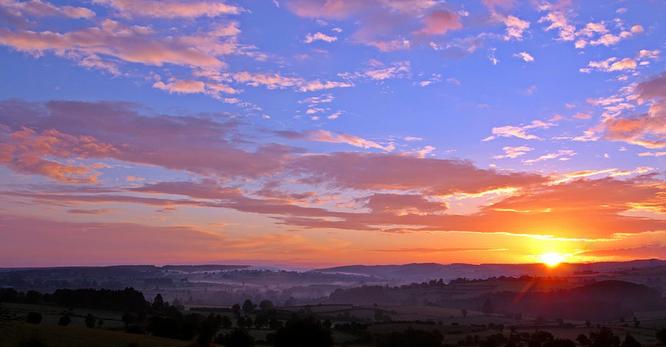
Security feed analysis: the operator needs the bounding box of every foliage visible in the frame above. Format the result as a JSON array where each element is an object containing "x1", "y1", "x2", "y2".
[
  {"x1": 273, "y1": 315, "x2": 334, "y2": 347},
  {"x1": 26, "y1": 312, "x2": 42, "y2": 325},
  {"x1": 375, "y1": 328, "x2": 443, "y2": 347},
  {"x1": 215, "y1": 328, "x2": 255, "y2": 347}
]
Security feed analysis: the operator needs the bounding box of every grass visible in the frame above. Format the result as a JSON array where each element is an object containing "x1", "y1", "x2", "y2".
[{"x1": 0, "y1": 323, "x2": 199, "y2": 347}]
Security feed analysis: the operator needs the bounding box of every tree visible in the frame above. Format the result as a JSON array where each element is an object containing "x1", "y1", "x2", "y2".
[
  {"x1": 85, "y1": 313, "x2": 96, "y2": 328},
  {"x1": 657, "y1": 328, "x2": 666, "y2": 346},
  {"x1": 577, "y1": 334, "x2": 591, "y2": 346},
  {"x1": 544, "y1": 339, "x2": 576, "y2": 347},
  {"x1": 254, "y1": 313, "x2": 268, "y2": 329},
  {"x1": 590, "y1": 328, "x2": 620, "y2": 347},
  {"x1": 461, "y1": 309, "x2": 468, "y2": 318},
  {"x1": 376, "y1": 328, "x2": 443, "y2": 347},
  {"x1": 232, "y1": 303, "x2": 241, "y2": 317},
  {"x1": 221, "y1": 315, "x2": 233, "y2": 329},
  {"x1": 152, "y1": 294, "x2": 165, "y2": 311},
  {"x1": 26, "y1": 312, "x2": 42, "y2": 324},
  {"x1": 242, "y1": 299, "x2": 256, "y2": 314},
  {"x1": 259, "y1": 299, "x2": 274, "y2": 312},
  {"x1": 621, "y1": 333, "x2": 641, "y2": 347},
  {"x1": 57, "y1": 314, "x2": 71, "y2": 326},
  {"x1": 273, "y1": 316, "x2": 333, "y2": 347},
  {"x1": 197, "y1": 314, "x2": 221, "y2": 347},
  {"x1": 216, "y1": 328, "x2": 255, "y2": 347}
]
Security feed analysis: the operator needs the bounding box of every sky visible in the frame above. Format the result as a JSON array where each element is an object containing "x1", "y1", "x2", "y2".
[{"x1": 0, "y1": 0, "x2": 665, "y2": 268}]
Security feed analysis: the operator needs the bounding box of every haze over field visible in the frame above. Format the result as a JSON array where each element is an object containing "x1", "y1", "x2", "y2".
[{"x1": 0, "y1": 0, "x2": 665, "y2": 269}]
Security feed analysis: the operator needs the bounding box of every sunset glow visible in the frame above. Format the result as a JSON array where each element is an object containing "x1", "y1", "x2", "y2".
[
  {"x1": 540, "y1": 252, "x2": 566, "y2": 268},
  {"x1": 0, "y1": 0, "x2": 665, "y2": 267}
]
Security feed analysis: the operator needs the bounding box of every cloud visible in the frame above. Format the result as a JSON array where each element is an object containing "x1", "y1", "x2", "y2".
[
  {"x1": 580, "y1": 57, "x2": 637, "y2": 73},
  {"x1": 277, "y1": 130, "x2": 395, "y2": 152},
  {"x1": 538, "y1": 5, "x2": 575, "y2": 41},
  {"x1": 602, "y1": 72, "x2": 666, "y2": 149},
  {"x1": 0, "y1": 100, "x2": 296, "y2": 180},
  {"x1": 364, "y1": 193, "x2": 445, "y2": 216},
  {"x1": 523, "y1": 149, "x2": 576, "y2": 164},
  {"x1": 0, "y1": 126, "x2": 116, "y2": 183},
  {"x1": 340, "y1": 61, "x2": 411, "y2": 81},
  {"x1": 92, "y1": 0, "x2": 242, "y2": 18},
  {"x1": 513, "y1": 51, "x2": 534, "y2": 63},
  {"x1": 575, "y1": 23, "x2": 644, "y2": 49},
  {"x1": 230, "y1": 71, "x2": 353, "y2": 92},
  {"x1": 0, "y1": 213, "x2": 229, "y2": 266},
  {"x1": 502, "y1": 15, "x2": 530, "y2": 41},
  {"x1": 638, "y1": 151, "x2": 666, "y2": 157},
  {"x1": 152, "y1": 77, "x2": 238, "y2": 98},
  {"x1": 276, "y1": 175, "x2": 666, "y2": 238},
  {"x1": 0, "y1": 19, "x2": 236, "y2": 69},
  {"x1": 286, "y1": 0, "x2": 460, "y2": 51},
  {"x1": 415, "y1": 10, "x2": 462, "y2": 36},
  {"x1": 289, "y1": 152, "x2": 545, "y2": 195},
  {"x1": 494, "y1": 146, "x2": 533, "y2": 159},
  {"x1": 304, "y1": 31, "x2": 338, "y2": 43},
  {"x1": 0, "y1": 0, "x2": 95, "y2": 19},
  {"x1": 483, "y1": 119, "x2": 555, "y2": 141}
]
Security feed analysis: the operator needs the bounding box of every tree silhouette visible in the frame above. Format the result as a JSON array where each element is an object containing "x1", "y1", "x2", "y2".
[
  {"x1": 57, "y1": 314, "x2": 71, "y2": 326},
  {"x1": 216, "y1": 328, "x2": 255, "y2": 347},
  {"x1": 590, "y1": 328, "x2": 620, "y2": 347},
  {"x1": 577, "y1": 334, "x2": 591, "y2": 346},
  {"x1": 231, "y1": 303, "x2": 241, "y2": 317},
  {"x1": 259, "y1": 299, "x2": 274, "y2": 312},
  {"x1": 85, "y1": 313, "x2": 96, "y2": 328},
  {"x1": 376, "y1": 328, "x2": 444, "y2": 347},
  {"x1": 242, "y1": 299, "x2": 256, "y2": 314},
  {"x1": 273, "y1": 315, "x2": 334, "y2": 347},
  {"x1": 621, "y1": 333, "x2": 641, "y2": 347},
  {"x1": 221, "y1": 315, "x2": 233, "y2": 329},
  {"x1": 657, "y1": 328, "x2": 666, "y2": 346},
  {"x1": 152, "y1": 294, "x2": 165, "y2": 311},
  {"x1": 26, "y1": 312, "x2": 42, "y2": 324}
]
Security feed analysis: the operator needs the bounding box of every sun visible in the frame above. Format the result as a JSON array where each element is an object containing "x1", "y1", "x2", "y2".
[{"x1": 540, "y1": 252, "x2": 566, "y2": 268}]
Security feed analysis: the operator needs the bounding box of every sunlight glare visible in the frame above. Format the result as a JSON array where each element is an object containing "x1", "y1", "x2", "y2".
[{"x1": 540, "y1": 252, "x2": 565, "y2": 268}]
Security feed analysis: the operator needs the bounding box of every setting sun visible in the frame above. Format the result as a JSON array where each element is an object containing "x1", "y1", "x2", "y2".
[{"x1": 540, "y1": 252, "x2": 566, "y2": 268}]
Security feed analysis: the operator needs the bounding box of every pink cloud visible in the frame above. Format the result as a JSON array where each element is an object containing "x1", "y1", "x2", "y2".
[
  {"x1": 92, "y1": 0, "x2": 241, "y2": 18},
  {"x1": 286, "y1": 0, "x2": 460, "y2": 51},
  {"x1": 278, "y1": 130, "x2": 395, "y2": 151},
  {"x1": 0, "y1": 0, "x2": 95, "y2": 19},
  {"x1": 0, "y1": 126, "x2": 116, "y2": 183},
  {"x1": 0, "y1": 100, "x2": 295, "y2": 180},
  {"x1": 415, "y1": 10, "x2": 462, "y2": 35},
  {"x1": 0, "y1": 19, "x2": 241, "y2": 72},
  {"x1": 289, "y1": 152, "x2": 545, "y2": 194},
  {"x1": 603, "y1": 72, "x2": 666, "y2": 149}
]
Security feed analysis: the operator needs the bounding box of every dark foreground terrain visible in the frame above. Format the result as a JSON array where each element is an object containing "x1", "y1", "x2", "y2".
[{"x1": 1, "y1": 260, "x2": 665, "y2": 346}]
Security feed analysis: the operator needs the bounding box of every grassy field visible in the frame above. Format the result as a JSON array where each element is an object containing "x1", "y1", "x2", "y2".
[{"x1": 0, "y1": 322, "x2": 203, "y2": 347}]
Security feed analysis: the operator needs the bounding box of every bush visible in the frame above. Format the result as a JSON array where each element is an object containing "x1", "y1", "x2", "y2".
[
  {"x1": 376, "y1": 328, "x2": 444, "y2": 347},
  {"x1": 57, "y1": 314, "x2": 71, "y2": 326},
  {"x1": 657, "y1": 328, "x2": 666, "y2": 346},
  {"x1": 273, "y1": 316, "x2": 333, "y2": 347},
  {"x1": 26, "y1": 312, "x2": 42, "y2": 325},
  {"x1": 216, "y1": 328, "x2": 255, "y2": 347}
]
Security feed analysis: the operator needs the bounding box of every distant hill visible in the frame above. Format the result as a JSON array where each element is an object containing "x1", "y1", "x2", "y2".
[
  {"x1": 486, "y1": 279, "x2": 665, "y2": 320},
  {"x1": 314, "y1": 259, "x2": 666, "y2": 283}
]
